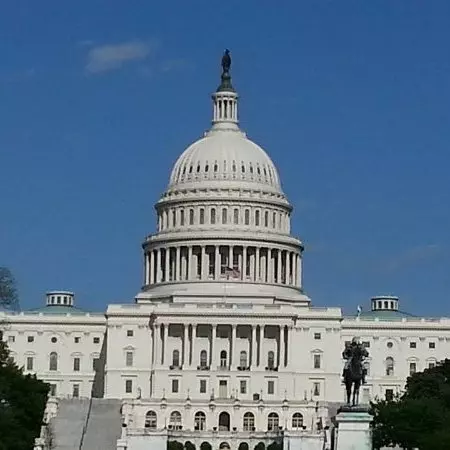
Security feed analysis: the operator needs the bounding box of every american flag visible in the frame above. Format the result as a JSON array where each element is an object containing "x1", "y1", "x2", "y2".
[{"x1": 224, "y1": 266, "x2": 241, "y2": 279}]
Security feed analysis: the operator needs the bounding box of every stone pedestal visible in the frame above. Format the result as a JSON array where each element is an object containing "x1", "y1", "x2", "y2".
[{"x1": 334, "y1": 406, "x2": 373, "y2": 450}]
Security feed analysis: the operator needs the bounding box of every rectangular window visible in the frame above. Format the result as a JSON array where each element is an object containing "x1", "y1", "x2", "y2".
[
  {"x1": 409, "y1": 362, "x2": 417, "y2": 375},
  {"x1": 8, "y1": 336, "x2": 15, "y2": 343},
  {"x1": 233, "y1": 208, "x2": 239, "y2": 224},
  {"x1": 222, "y1": 208, "x2": 227, "y2": 224},
  {"x1": 255, "y1": 210, "x2": 260, "y2": 226},
  {"x1": 125, "y1": 379, "x2": 133, "y2": 394},
  {"x1": 74, "y1": 337, "x2": 80, "y2": 343},
  {"x1": 385, "y1": 389, "x2": 394, "y2": 401},
  {"x1": 72, "y1": 384, "x2": 80, "y2": 398},
  {"x1": 313, "y1": 354, "x2": 321, "y2": 369},
  {"x1": 126, "y1": 351, "x2": 133, "y2": 367},
  {"x1": 200, "y1": 379, "x2": 207, "y2": 393},
  {"x1": 50, "y1": 384, "x2": 57, "y2": 397},
  {"x1": 244, "y1": 209, "x2": 250, "y2": 225},
  {"x1": 313, "y1": 382, "x2": 320, "y2": 396},
  {"x1": 314, "y1": 333, "x2": 321, "y2": 340},
  {"x1": 210, "y1": 208, "x2": 216, "y2": 224},
  {"x1": 189, "y1": 209, "x2": 194, "y2": 225},
  {"x1": 27, "y1": 336, "x2": 34, "y2": 343},
  {"x1": 410, "y1": 342, "x2": 416, "y2": 348},
  {"x1": 362, "y1": 341, "x2": 370, "y2": 348},
  {"x1": 180, "y1": 209, "x2": 185, "y2": 226},
  {"x1": 429, "y1": 342, "x2": 436, "y2": 349},
  {"x1": 240, "y1": 380, "x2": 247, "y2": 394},
  {"x1": 26, "y1": 356, "x2": 34, "y2": 371},
  {"x1": 172, "y1": 379, "x2": 179, "y2": 393},
  {"x1": 267, "y1": 380, "x2": 274, "y2": 395},
  {"x1": 93, "y1": 337, "x2": 100, "y2": 344},
  {"x1": 127, "y1": 330, "x2": 134, "y2": 337},
  {"x1": 73, "y1": 357, "x2": 80, "y2": 372},
  {"x1": 219, "y1": 380, "x2": 227, "y2": 398}
]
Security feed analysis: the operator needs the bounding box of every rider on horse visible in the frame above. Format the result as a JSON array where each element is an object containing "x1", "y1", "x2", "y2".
[{"x1": 342, "y1": 337, "x2": 368, "y2": 384}]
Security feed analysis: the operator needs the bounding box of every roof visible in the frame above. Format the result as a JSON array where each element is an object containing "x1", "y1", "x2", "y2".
[
  {"x1": 24, "y1": 305, "x2": 100, "y2": 316},
  {"x1": 349, "y1": 309, "x2": 418, "y2": 321}
]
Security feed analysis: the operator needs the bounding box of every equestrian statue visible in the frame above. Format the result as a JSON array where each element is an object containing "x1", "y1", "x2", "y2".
[{"x1": 342, "y1": 337, "x2": 369, "y2": 406}]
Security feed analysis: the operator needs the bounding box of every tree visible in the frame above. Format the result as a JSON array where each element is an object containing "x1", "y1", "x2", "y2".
[
  {"x1": 0, "y1": 267, "x2": 19, "y2": 310},
  {"x1": 0, "y1": 340, "x2": 49, "y2": 450},
  {"x1": 371, "y1": 359, "x2": 450, "y2": 450}
]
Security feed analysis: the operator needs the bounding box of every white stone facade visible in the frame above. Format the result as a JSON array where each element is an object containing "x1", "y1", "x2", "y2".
[{"x1": 2, "y1": 56, "x2": 450, "y2": 449}]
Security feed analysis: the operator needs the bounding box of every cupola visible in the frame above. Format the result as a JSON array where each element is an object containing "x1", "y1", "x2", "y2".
[
  {"x1": 371, "y1": 295, "x2": 399, "y2": 312},
  {"x1": 46, "y1": 291, "x2": 75, "y2": 307}
]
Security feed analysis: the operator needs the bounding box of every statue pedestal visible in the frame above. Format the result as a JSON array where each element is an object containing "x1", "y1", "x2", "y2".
[{"x1": 334, "y1": 406, "x2": 373, "y2": 450}]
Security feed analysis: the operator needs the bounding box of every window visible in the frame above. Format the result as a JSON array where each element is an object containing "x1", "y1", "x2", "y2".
[
  {"x1": 267, "y1": 412, "x2": 279, "y2": 431},
  {"x1": 172, "y1": 379, "x2": 179, "y2": 393},
  {"x1": 429, "y1": 362, "x2": 436, "y2": 369},
  {"x1": 314, "y1": 333, "x2": 321, "y2": 340},
  {"x1": 93, "y1": 337, "x2": 100, "y2": 344},
  {"x1": 72, "y1": 384, "x2": 80, "y2": 398},
  {"x1": 220, "y1": 350, "x2": 227, "y2": 367},
  {"x1": 145, "y1": 411, "x2": 157, "y2": 429},
  {"x1": 50, "y1": 384, "x2": 57, "y2": 397},
  {"x1": 255, "y1": 210, "x2": 260, "y2": 226},
  {"x1": 199, "y1": 208, "x2": 205, "y2": 224},
  {"x1": 386, "y1": 357, "x2": 394, "y2": 376},
  {"x1": 49, "y1": 352, "x2": 58, "y2": 371},
  {"x1": 180, "y1": 210, "x2": 185, "y2": 226},
  {"x1": 387, "y1": 341, "x2": 393, "y2": 349},
  {"x1": 429, "y1": 342, "x2": 436, "y2": 349},
  {"x1": 264, "y1": 211, "x2": 269, "y2": 227},
  {"x1": 126, "y1": 351, "x2": 133, "y2": 367},
  {"x1": 8, "y1": 335, "x2": 15, "y2": 343},
  {"x1": 26, "y1": 356, "x2": 34, "y2": 371},
  {"x1": 127, "y1": 330, "x2": 133, "y2": 337},
  {"x1": 272, "y1": 212, "x2": 276, "y2": 228},
  {"x1": 222, "y1": 208, "x2": 227, "y2": 224},
  {"x1": 73, "y1": 357, "x2": 80, "y2": 372},
  {"x1": 292, "y1": 413, "x2": 303, "y2": 429},
  {"x1": 74, "y1": 337, "x2": 80, "y2": 343},
  {"x1": 172, "y1": 350, "x2": 180, "y2": 367},
  {"x1": 200, "y1": 379, "x2": 207, "y2": 393},
  {"x1": 240, "y1": 380, "x2": 247, "y2": 394},
  {"x1": 172, "y1": 210, "x2": 176, "y2": 227},
  {"x1": 243, "y1": 412, "x2": 255, "y2": 431},
  {"x1": 51, "y1": 337, "x2": 57, "y2": 343},
  {"x1": 194, "y1": 411, "x2": 206, "y2": 431},
  {"x1": 362, "y1": 341, "x2": 370, "y2": 348},
  {"x1": 244, "y1": 209, "x2": 250, "y2": 225},
  {"x1": 189, "y1": 209, "x2": 194, "y2": 225},
  {"x1": 27, "y1": 336, "x2": 34, "y2": 343},
  {"x1": 313, "y1": 382, "x2": 320, "y2": 396},
  {"x1": 170, "y1": 411, "x2": 182, "y2": 428},
  {"x1": 125, "y1": 379, "x2": 133, "y2": 393},
  {"x1": 409, "y1": 362, "x2": 417, "y2": 375},
  {"x1": 211, "y1": 208, "x2": 216, "y2": 224},
  {"x1": 313, "y1": 354, "x2": 321, "y2": 369},
  {"x1": 194, "y1": 349, "x2": 206, "y2": 369},
  {"x1": 410, "y1": 341, "x2": 416, "y2": 349},
  {"x1": 233, "y1": 208, "x2": 239, "y2": 224},
  {"x1": 219, "y1": 379, "x2": 227, "y2": 398},
  {"x1": 267, "y1": 380, "x2": 275, "y2": 395},
  {"x1": 385, "y1": 389, "x2": 394, "y2": 401},
  {"x1": 239, "y1": 351, "x2": 248, "y2": 368},
  {"x1": 267, "y1": 351, "x2": 275, "y2": 369}
]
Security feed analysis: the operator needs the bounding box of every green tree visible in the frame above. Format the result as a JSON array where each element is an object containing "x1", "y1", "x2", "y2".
[
  {"x1": 371, "y1": 359, "x2": 450, "y2": 450},
  {"x1": 0, "y1": 340, "x2": 49, "y2": 450},
  {"x1": 0, "y1": 267, "x2": 19, "y2": 310}
]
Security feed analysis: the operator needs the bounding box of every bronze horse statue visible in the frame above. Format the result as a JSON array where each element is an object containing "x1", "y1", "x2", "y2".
[{"x1": 344, "y1": 343, "x2": 365, "y2": 406}]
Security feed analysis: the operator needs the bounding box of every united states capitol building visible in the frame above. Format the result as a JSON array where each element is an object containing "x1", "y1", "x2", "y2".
[{"x1": 2, "y1": 54, "x2": 450, "y2": 449}]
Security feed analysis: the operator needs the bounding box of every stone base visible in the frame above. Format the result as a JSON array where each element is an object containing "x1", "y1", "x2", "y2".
[{"x1": 334, "y1": 407, "x2": 373, "y2": 450}]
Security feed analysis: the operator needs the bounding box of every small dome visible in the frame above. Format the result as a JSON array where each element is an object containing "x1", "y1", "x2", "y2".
[{"x1": 168, "y1": 129, "x2": 282, "y2": 193}]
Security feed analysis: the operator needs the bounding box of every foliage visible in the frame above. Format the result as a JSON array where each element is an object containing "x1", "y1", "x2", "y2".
[
  {"x1": 168, "y1": 441, "x2": 184, "y2": 450},
  {"x1": 238, "y1": 443, "x2": 249, "y2": 450},
  {"x1": 0, "y1": 341, "x2": 49, "y2": 450},
  {"x1": 267, "y1": 442, "x2": 282, "y2": 450},
  {"x1": 254, "y1": 442, "x2": 265, "y2": 450},
  {"x1": 371, "y1": 359, "x2": 450, "y2": 450},
  {"x1": 185, "y1": 441, "x2": 196, "y2": 450},
  {"x1": 0, "y1": 267, "x2": 19, "y2": 310}
]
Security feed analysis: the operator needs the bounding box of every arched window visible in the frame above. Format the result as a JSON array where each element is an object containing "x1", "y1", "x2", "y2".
[
  {"x1": 189, "y1": 209, "x2": 194, "y2": 225},
  {"x1": 292, "y1": 412, "x2": 303, "y2": 429},
  {"x1": 194, "y1": 411, "x2": 206, "y2": 431},
  {"x1": 170, "y1": 411, "x2": 182, "y2": 429},
  {"x1": 200, "y1": 350, "x2": 208, "y2": 368},
  {"x1": 240, "y1": 351, "x2": 248, "y2": 368},
  {"x1": 267, "y1": 412, "x2": 279, "y2": 431},
  {"x1": 243, "y1": 412, "x2": 255, "y2": 431},
  {"x1": 180, "y1": 210, "x2": 185, "y2": 226},
  {"x1": 200, "y1": 208, "x2": 205, "y2": 224},
  {"x1": 172, "y1": 210, "x2": 176, "y2": 227},
  {"x1": 145, "y1": 410, "x2": 157, "y2": 429},
  {"x1": 233, "y1": 209, "x2": 239, "y2": 224},
  {"x1": 267, "y1": 351, "x2": 275, "y2": 369},
  {"x1": 49, "y1": 352, "x2": 58, "y2": 371},
  {"x1": 255, "y1": 210, "x2": 260, "y2": 226},
  {"x1": 220, "y1": 350, "x2": 227, "y2": 367},
  {"x1": 272, "y1": 212, "x2": 276, "y2": 228},
  {"x1": 222, "y1": 208, "x2": 227, "y2": 224},
  {"x1": 264, "y1": 211, "x2": 269, "y2": 227},
  {"x1": 238, "y1": 443, "x2": 249, "y2": 450},
  {"x1": 172, "y1": 350, "x2": 180, "y2": 367},
  {"x1": 244, "y1": 209, "x2": 250, "y2": 225},
  {"x1": 386, "y1": 357, "x2": 394, "y2": 376},
  {"x1": 210, "y1": 208, "x2": 216, "y2": 225}
]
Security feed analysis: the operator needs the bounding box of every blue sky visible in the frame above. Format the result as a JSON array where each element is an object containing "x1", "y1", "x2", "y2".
[{"x1": 1, "y1": 1, "x2": 450, "y2": 316}]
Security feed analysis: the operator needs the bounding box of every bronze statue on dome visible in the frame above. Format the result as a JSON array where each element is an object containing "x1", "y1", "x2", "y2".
[{"x1": 221, "y1": 49, "x2": 231, "y2": 75}]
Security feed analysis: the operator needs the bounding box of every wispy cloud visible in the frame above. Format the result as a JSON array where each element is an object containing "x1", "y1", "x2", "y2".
[
  {"x1": 382, "y1": 244, "x2": 442, "y2": 273},
  {"x1": 85, "y1": 40, "x2": 158, "y2": 74}
]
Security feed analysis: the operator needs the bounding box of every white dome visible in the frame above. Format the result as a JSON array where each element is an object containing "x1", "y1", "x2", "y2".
[{"x1": 168, "y1": 129, "x2": 282, "y2": 193}]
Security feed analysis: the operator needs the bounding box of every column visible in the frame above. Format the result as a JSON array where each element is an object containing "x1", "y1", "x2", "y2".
[
  {"x1": 150, "y1": 251, "x2": 155, "y2": 284},
  {"x1": 192, "y1": 325, "x2": 197, "y2": 368},
  {"x1": 286, "y1": 251, "x2": 291, "y2": 285},
  {"x1": 210, "y1": 325, "x2": 217, "y2": 368},
  {"x1": 153, "y1": 324, "x2": 160, "y2": 366},
  {"x1": 214, "y1": 246, "x2": 220, "y2": 280},
  {"x1": 251, "y1": 325, "x2": 257, "y2": 367},
  {"x1": 231, "y1": 325, "x2": 237, "y2": 368},
  {"x1": 267, "y1": 248, "x2": 272, "y2": 283},
  {"x1": 242, "y1": 246, "x2": 247, "y2": 281},
  {"x1": 201, "y1": 246, "x2": 207, "y2": 280},
  {"x1": 280, "y1": 326, "x2": 286, "y2": 368},
  {"x1": 292, "y1": 253, "x2": 297, "y2": 287},
  {"x1": 164, "y1": 248, "x2": 170, "y2": 282},
  {"x1": 255, "y1": 247, "x2": 260, "y2": 282},
  {"x1": 228, "y1": 246, "x2": 233, "y2": 272},
  {"x1": 277, "y1": 249, "x2": 282, "y2": 284},
  {"x1": 176, "y1": 247, "x2": 181, "y2": 281},
  {"x1": 298, "y1": 254, "x2": 302, "y2": 288},
  {"x1": 156, "y1": 249, "x2": 162, "y2": 283},
  {"x1": 187, "y1": 246, "x2": 193, "y2": 280},
  {"x1": 183, "y1": 325, "x2": 189, "y2": 366},
  {"x1": 161, "y1": 324, "x2": 166, "y2": 365},
  {"x1": 286, "y1": 326, "x2": 292, "y2": 368},
  {"x1": 144, "y1": 253, "x2": 149, "y2": 285}
]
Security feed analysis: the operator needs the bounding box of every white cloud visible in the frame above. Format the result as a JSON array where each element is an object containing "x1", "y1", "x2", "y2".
[{"x1": 85, "y1": 40, "x2": 157, "y2": 74}]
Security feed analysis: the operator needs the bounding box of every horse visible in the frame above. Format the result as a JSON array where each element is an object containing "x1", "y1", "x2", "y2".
[{"x1": 344, "y1": 345, "x2": 365, "y2": 406}]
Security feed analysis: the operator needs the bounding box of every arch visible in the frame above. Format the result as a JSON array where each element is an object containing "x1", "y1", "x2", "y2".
[
  {"x1": 243, "y1": 412, "x2": 255, "y2": 431},
  {"x1": 240, "y1": 351, "x2": 248, "y2": 368},
  {"x1": 200, "y1": 442, "x2": 212, "y2": 450},
  {"x1": 194, "y1": 411, "x2": 206, "y2": 431},
  {"x1": 218, "y1": 411, "x2": 230, "y2": 431},
  {"x1": 220, "y1": 350, "x2": 227, "y2": 367},
  {"x1": 49, "y1": 352, "x2": 58, "y2": 371},
  {"x1": 144, "y1": 410, "x2": 157, "y2": 429},
  {"x1": 291, "y1": 412, "x2": 303, "y2": 429},
  {"x1": 172, "y1": 349, "x2": 180, "y2": 367},
  {"x1": 200, "y1": 350, "x2": 208, "y2": 368},
  {"x1": 267, "y1": 412, "x2": 279, "y2": 431},
  {"x1": 219, "y1": 443, "x2": 230, "y2": 450},
  {"x1": 267, "y1": 351, "x2": 275, "y2": 369},
  {"x1": 169, "y1": 411, "x2": 182, "y2": 429},
  {"x1": 239, "y1": 444, "x2": 249, "y2": 450},
  {"x1": 385, "y1": 357, "x2": 394, "y2": 376}
]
